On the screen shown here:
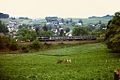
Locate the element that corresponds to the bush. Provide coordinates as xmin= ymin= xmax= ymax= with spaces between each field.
xmin=21 ymin=46 xmax=29 ymax=53
xmin=72 ymin=27 xmax=89 ymax=36
xmin=0 ymin=36 xmax=19 ymax=51
xmin=43 ymin=42 xmax=51 ymax=49
xmin=106 ymin=34 xmax=120 ymax=52
xmin=9 ymin=39 xmax=19 ymax=51
xmin=0 ymin=36 xmax=10 ymax=50
xmin=105 ymin=12 xmax=120 ymax=52
xmin=30 ymin=40 xmax=40 ymax=50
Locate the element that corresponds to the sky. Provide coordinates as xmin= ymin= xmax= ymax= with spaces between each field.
xmin=0 ymin=0 xmax=120 ymax=18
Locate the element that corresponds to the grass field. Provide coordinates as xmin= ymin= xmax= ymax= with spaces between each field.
xmin=0 ymin=43 xmax=120 ymax=80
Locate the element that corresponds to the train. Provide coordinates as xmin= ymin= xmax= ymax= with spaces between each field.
xmin=36 ymin=35 xmax=96 ymax=41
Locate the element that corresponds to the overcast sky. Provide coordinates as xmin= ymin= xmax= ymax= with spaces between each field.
xmin=0 ymin=0 xmax=120 ymax=18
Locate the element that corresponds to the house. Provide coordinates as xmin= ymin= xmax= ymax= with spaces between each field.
xmin=7 ymin=21 xmax=19 ymax=37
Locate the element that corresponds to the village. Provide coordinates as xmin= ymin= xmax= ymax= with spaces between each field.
xmin=0 ymin=12 xmax=111 ymax=42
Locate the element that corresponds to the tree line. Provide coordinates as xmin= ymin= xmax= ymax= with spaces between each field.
xmin=105 ymin=12 xmax=120 ymax=52
xmin=0 ymin=13 xmax=9 ymax=18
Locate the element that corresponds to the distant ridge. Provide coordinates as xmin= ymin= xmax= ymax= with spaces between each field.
xmin=88 ymin=15 xmax=112 ymax=19
xmin=0 ymin=12 xmax=9 ymax=18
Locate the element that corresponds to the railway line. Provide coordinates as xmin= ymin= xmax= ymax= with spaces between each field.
xmin=37 ymin=35 xmax=96 ymax=41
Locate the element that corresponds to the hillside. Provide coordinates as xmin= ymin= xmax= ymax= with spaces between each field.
xmin=0 ymin=16 xmax=112 ymax=26
xmin=0 ymin=43 xmax=120 ymax=80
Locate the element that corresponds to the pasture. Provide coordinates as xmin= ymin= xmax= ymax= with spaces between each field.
xmin=0 ymin=43 xmax=120 ymax=80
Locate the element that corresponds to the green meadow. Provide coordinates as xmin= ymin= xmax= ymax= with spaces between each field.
xmin=0 ymin=43 xmax=120 ymax=80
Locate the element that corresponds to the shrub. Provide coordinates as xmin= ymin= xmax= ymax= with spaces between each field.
xmin=42 ymin=43 xmax=52 ymax=49
xmin=9 ymin=39 xmax=19 ymax=51
xmin=0 ymin=36 xmax=19 ymax=51
xmin=21 ymin=46 xmax=29 ymax=53
xmin=30 ymin=40 xmax=40 ymax=50
xmin=0 ymin=36 xmax=10 ymax=50
xmin=72 ymin=27 xmax=89 ymax=36
xmin=106 ymin=34 xmax=120 ymax=52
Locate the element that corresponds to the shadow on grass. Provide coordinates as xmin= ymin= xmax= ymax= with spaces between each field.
xmin=108 ymin=50 xmax=120 ymax=58
xmin=0 ymin=74 xmax=11 ymax=80
xmin=38 ymin=53 xmax=70 ymax=57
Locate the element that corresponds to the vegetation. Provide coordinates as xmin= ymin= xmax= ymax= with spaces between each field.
xmin=0 ymin=36 xmax=18 ymax=51
xmin=20 ymin=45 xmax=29 ymax=53
xmin=8 ymin=39 xmax=19 ymax=51
xmin=0 ymin=13 xmax=9 ymax=18
xmin=91 ymin=28 xmax=106 ymax=37
xmin=82 ymin=17 xmax=111 ymax=26
xmin=0 ymin=20 xmax=9 ymax=35
xmin=16 ymin=28 xmax=37 ymax=41
xmin=0 ymin=11 xmax=118 ymax=80
xmin=0 ymin=43 xmax=119 ymax=80
xmin=0 ymin=36 xmax=9 ymax=50
xmin=72 ymin=27 xmax=88 ymax=36
xmin=30 ymin=40 xmax=41 ymax=50
xmin=38 ymin=30 xmax=53 ymax=37
xmin=105 ymin=12 xmax=120 ymax=52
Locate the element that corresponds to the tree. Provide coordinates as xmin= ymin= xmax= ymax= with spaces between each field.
xmin=65 ymin=27 xmax=70 ymax=33
xmin=0 ymin=36 xmax=18 ymax=51
xmin=98 ymin=20 xmax=102 ymax=24
xmin=59 ymin=29 xmax=64 ymax=36
xmin=66 ymin=20 xmax=69 ymax=24
xmin=91 ymin=28 xmax=104 ymax=37
xmin=105 ymin=12 xmax=120 ymax=52
xmin=61 ymin=18 xmax=65 ymax=23
xmin=42 ymin=25 xmax=48 ymax=31
xmin=16 ymin=28 xmax=37 ymax=41
xmin=99 ymin=24 xmax=106 ymax=30
xmin=0 ymin=20 xmax=9 ymax=35
xmin=87 ymin=24 xmax=95 ymax=32
xmin=72 ymin=27 xmax=89 ymax=36
xmin=70 ymin=18 xmax=73 ymax=23
xmin=78 ymin=19 xmax=83 ymax=25
xmin=0 ymin=13 xmax=9 ymax=18
xmin=38 ymin=30 xmax=53 ymax=37
xmin=35 ymin=27 xmax=40 ymax=35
